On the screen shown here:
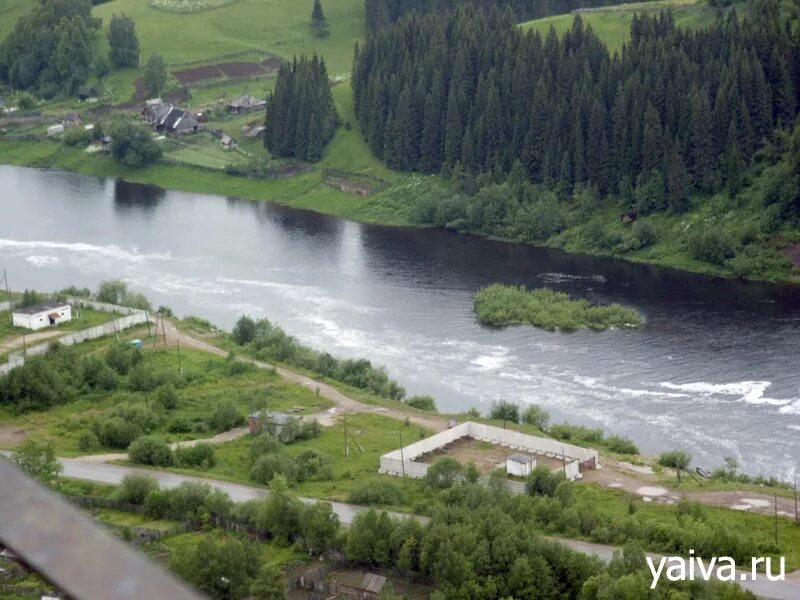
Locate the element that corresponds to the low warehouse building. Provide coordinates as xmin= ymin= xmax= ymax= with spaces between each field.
xmin=506 ymin=452 xmax=537 ymax=477
xmin=12 ymin=303 xmax=72 ymax=331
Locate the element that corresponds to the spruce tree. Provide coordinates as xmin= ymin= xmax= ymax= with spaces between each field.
xmin=310 ymin=0 xmax=329 ymax=38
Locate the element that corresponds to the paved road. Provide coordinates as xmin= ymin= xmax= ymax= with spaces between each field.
xmin=60 ymin=458 xmax=800 ymax=600
xmin=60 ymin=458 xmax=414 ymax=526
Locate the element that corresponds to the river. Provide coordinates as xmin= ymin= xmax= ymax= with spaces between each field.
xmin=1 ymin=165 xmax=799 ymax=478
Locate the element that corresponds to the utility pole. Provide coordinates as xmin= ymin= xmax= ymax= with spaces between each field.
xmin=795 ymin=477 xmax=798 ymax=525
xmin=3 ymin=270 xmax=11 ymax=325
xmin=774 ymin=493 xmax=780 ymax=543
xmin=343 ymin=415 xmax=349 ymax=457
xmin=399 ymin=429 xmax=406 ymax=477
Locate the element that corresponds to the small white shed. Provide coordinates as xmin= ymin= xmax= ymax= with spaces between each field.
xmin=506 ymin=452 xmax=537 ymax=478
xmin=12 ymin=303 xmax=72 ymax=331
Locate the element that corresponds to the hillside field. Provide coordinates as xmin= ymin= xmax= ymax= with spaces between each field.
xmin=520 ymin=0 xmax=717 ymax=52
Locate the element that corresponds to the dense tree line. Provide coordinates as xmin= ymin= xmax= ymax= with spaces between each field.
xmin=364 ymin=0 xmax=633 ymax=33
xmin=353 ymin=2 xmax=799 ymax=213
xmin=0 ymin=0 xmax=99 ymax=95
xmin=264 ymin=55 xmax=339 ymax=162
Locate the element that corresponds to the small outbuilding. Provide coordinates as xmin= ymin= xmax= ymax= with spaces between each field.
xmin=77 ymin=86 xmax=98 ymax=102
xmin=12 ymin=303 xmax=72 ymax=331
xmin=61 ymin=112 xmax=82 ymax=128
xmin=221 ymin=134 xmax=237 ymax=150
xmin=335 ymin=572 xmax=387 ymax=600
xmin=506 ymin=452 xmax=537 ymax=478
xmin=227 ymin=94 xmax=266 ymax=114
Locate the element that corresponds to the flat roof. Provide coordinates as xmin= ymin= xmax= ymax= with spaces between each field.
xmin=12 ymin=303 xmax=69 ymax=315
xmin=507 ymin=452 xmax=536 ymax=464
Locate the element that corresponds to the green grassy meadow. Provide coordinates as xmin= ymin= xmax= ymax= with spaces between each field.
xmin=0 ymin=342 xmax=333 ymax=454
xmin=92 ymin=0 xmax=363 ymax=74
xmin=520 ymin=0 xmax=717 ymax=53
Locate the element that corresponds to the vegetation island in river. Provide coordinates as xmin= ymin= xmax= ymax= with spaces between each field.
xmin=474 ymin=284 xmax=644 ymax=331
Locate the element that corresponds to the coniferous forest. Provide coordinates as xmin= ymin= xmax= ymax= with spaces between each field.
xmin=264 ymin=55 xmax=339 ymax=162
xmin=353 ymin=3 xmax=798 ymax=211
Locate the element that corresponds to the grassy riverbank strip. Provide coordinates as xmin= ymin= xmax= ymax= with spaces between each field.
xmin=474 ymin=284 xmax=643 ymax=331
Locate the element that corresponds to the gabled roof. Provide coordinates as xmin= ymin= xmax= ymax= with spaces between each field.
xmin=162 ymin=107 xmax=185 ymax=130
xmin=361 ymin=573 xmax=386 ymax=593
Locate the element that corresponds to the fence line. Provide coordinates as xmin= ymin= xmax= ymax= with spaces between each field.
xmin=379 ymin=421 xmax=599 ymax=481
xmin=0 ymin=301 xmax=150 ymax=375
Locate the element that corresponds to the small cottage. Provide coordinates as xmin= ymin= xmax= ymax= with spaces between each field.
xmin=227 ymin=94 xmax=266 ymax=114
xmin=221 ymin=134 xmax=237 ymax=150
xmin=77 ymin=86 xmax=98 ymax=102
xmin=62 ymin=112 xmax=82 ymax=128
xmin=506 ymin=452 xmax=537 ymax=478
xmin=242 ymin=124 xmax=266 ymax=139
xmin=12 ymin=303 xmax=72 ymax=331
xmin=335 ymin=573 xmax=387 ymax=600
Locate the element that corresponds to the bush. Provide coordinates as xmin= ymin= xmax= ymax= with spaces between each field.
xmin=108 ymin=402 xmax=161 ymax=432
xmin=521 ymin=404 xmax=549 ymax=430
xmin=128 ymin=436 xmax=174 ymax=467
xmin=348 ymin=481 xmax=405 ymax=505
xmin=79 ymin=356 xmax=118 ymax=391
xmin=207 ymin=401 xmax=244 ymax=432
xmin=549 ymin=423 xmax=604 ymax=444
xmin=295 ymin=449 xmax=333 ymax=482
xmin=77 ymin=429 xmax=100 ymax=452
xmin=174 ymin=443 xmax=216 ymax=469
xmin=405 ymin=395 xmax=437 ymax=412
xmin=525 ymin=465 xmax=564 ymax=497
xmin=687 ymin=226 xmax=736 ymax=265
xmin=117 ymin=474 xmax=159 ymax=504
xmin=632 ymin=219 xmax=658 ymax=248
xmin=155 ymin=384 xmax=178 ymax=410
xmin=424 ymin=457 xmax=463 ymax=489
xmin=232 ymin=315 xmax=256 ymax=345
xmin=489 ymin=400 xmax=519 ymax=425
xmin=248 ymin=433 xmax=283 ymax=464
xmin=167 ymin=416 xmax=193 ymax=433
xmin=128 ymin=363 xmax=157 ymax=392
xmin=605 ymin=435 xmax=639 ymax=455
xmin=106 ymin=121 xmax=162 ymax=167
xmin=19 ymin=289 xmax=43 ymax=307
xmin=105 ymin=343 xmax=143 ymax=375
xmin=250 ymin=453 xmax=298 ymax=484
xmin=62 ymin=127 xmax=91 ymax=147
xmin=94 ymin=417 xmax=142 ymax=448
xmin=725 ymin=244 xmax=791 ymax=279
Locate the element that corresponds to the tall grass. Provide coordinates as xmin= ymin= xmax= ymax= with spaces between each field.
xmin=474 ymin=284 xmax=643 ymax=331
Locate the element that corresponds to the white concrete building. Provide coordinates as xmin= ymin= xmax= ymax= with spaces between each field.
xmin=506 ymin=452 xmax=537 ymax=478
xmin=12 ymin=303 xmax=72 ymax=331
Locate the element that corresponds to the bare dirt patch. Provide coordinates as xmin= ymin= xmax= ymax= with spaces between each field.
xmin=0 ymin=424 xmax=28 ymax=448
xmin=172 ymin=64 xmax=226 ymax=84
xmin=171 ymin=58 xmax=280 ymax=85
xmin=417 ymin=436 xmax=565 ymax=474
xmin=217 ymin=61 xmax=266 ymax=78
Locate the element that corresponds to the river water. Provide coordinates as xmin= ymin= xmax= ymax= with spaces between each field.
xmin=1 ymin=165 xmax=799 ymax=477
